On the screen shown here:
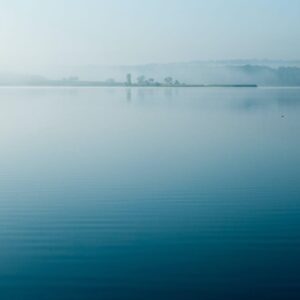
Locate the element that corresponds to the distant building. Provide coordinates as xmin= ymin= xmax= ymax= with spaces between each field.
xmin=126 ymin=74 xmax=132 ymax=86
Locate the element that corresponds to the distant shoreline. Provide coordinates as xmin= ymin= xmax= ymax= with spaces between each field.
xmin=0 ymin=73 xmax=259 ymax=88
xmin=0 ymin=83 xmax=258 ymax=88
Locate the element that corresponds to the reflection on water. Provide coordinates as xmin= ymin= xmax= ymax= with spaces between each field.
xmin=0 ymin=87 xmax=299 ymax=300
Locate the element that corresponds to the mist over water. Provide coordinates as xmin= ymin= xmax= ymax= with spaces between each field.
xmin=1 ymin=0 xmax=300 ymax=298
xmin=1 ymin=1 xmax=300 ymax=69
xmin=0 ymin=87 xmax=299 ymax=299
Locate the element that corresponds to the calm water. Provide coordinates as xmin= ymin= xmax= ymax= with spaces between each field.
xmin=0 ymin=87 xmax=299 ymax=299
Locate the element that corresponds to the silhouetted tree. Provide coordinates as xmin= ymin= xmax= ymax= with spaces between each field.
xmin=164 ymin=77 xmax=173 ymax=85
xmin=148 ymin=78 xmax=155 ymax=85
xmin=137 ymin=75 xmax=146 ymax=85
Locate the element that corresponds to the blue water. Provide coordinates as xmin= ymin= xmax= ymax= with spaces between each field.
xmin=0 ymin=87 xmax=299 ymax=299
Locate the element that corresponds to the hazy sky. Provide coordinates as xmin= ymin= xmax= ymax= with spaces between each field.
xmin=1 ymin=0 xmax=300 ymax=69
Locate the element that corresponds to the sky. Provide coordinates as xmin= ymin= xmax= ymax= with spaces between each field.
xmin=0 ymin=0 xmax=300 ymax=70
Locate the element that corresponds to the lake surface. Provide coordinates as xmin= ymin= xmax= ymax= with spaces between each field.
xmin=0 ymin=87 xmax=299 ymax=299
